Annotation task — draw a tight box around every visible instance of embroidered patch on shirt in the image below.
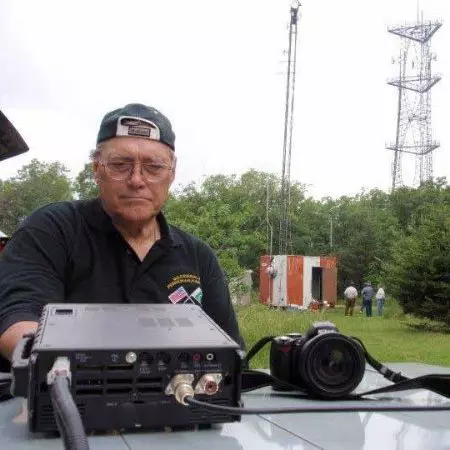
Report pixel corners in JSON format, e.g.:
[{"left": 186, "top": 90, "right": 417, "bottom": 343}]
[
  {"left": 168, "top": 286, "right": 189, "bottom": 304},
  {"left": 167, "top": 273, "right": 201, "bottom": 290},
  {"left": 190, "top": 287, "right": 203, "bottom": 304}
]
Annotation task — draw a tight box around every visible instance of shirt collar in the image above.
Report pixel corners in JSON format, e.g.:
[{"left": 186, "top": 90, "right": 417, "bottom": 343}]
[{"left": 81, "top": 198, "right": 182, "bottom": 247}]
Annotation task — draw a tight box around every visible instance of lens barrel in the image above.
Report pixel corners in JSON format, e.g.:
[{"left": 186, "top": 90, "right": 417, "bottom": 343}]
[{"left": 295, "top": 334, "right": 365, "bottom": 399}]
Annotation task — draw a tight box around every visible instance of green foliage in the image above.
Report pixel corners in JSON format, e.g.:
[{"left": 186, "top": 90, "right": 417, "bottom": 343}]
[
  {"left": 385, "top": 201, "right": 450, "bottom": 324},
  {"left": 165, "top": 170, "right": 280, "bottom": 281},
  {"left": 73, "top": 162, "right": 98, "bottom": 199},
  {"left": 0, "top": 159, "right": 73, "bottom": 234},
  {"left": 330, "top": 190, "right": 398, "bottom": 291},
  {"left": 389, "top": 177, "right": 450, "bottom": 234}
]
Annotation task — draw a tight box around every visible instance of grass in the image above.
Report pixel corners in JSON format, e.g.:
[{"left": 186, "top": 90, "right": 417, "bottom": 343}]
[{"left": 235, "top": 297, "right": 450, "bottom": 369}]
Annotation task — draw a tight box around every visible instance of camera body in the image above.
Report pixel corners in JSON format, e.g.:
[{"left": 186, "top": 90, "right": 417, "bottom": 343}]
[{"left": 270, "top": 321, "right": 365, "bottom": 399}]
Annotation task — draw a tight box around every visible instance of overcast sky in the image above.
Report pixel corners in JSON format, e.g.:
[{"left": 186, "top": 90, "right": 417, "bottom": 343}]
[{"left": 0, "top": 0, "right": 448, "bottom": 199}]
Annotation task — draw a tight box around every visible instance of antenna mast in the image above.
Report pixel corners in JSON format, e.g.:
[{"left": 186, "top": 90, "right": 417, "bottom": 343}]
[
  {"left": 386, "top": 15, "right": 441, "bottom": 189},
  {"left": 279, "top": 1, "right": 300, "bottom": 255}
]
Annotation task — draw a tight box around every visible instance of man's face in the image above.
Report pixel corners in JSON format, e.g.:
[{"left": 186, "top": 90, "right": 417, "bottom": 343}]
[{"left": 93, "top": 136, "right": 176, "bottom": 225}]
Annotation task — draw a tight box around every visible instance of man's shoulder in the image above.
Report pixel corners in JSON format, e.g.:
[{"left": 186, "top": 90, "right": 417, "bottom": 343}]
[
  {"left": 19, "top": 199, "right": 96, "bottom": 231},
  {"left": 168, "top": 224, "right": 207, "bottom": 246},
  {"left": 167, "top": 224, "right": 214, "bottom": 255}
]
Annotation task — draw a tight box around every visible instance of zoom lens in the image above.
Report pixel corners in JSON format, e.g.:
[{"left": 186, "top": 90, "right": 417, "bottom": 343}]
[{"left": 296, "top": 334, "right": 365, "bottom": 399}]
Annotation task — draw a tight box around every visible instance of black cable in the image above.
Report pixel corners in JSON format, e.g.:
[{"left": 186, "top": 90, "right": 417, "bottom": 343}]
[
  {"left": 242, "top": 336, "right": 274, "bottom": 369},
  {"left": 50, "top": 375, "right": 90, "bottom": 450},
  {"left": 185, "top": 396, "right": 450, "bottom": 414}
]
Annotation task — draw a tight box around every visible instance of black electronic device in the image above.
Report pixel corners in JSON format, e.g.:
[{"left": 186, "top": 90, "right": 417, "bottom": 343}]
[
  {"left": 11, "top": 303, "right": 243, "bottom": 433},
  {"left": 0, "top": 109, "right": 29, "bottom": 161},
  {"left": 269, "top": 321, "right": 366, "bottom": 399}
]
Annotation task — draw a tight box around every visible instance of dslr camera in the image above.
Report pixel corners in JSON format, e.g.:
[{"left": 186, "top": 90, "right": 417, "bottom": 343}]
[{"left": 270, "top": 321, "right": 366, "bottom": 399}]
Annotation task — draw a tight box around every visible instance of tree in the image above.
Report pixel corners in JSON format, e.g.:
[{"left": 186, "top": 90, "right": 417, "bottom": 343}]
[
  {"left": 385, "top": 202, "right": 450, "bottom": 325},
  {"left": 165, "top": 170, "right": 287, "bottom": 280},
  {"left": 331, "top": 190, "right": 398, "bottom": 291},
  {"left": 74, "top": 162, "right": 98, "bottom": 199},
  {"left": 0, "top": 159, "right": 73, "bottom": 235},
  {"left": 389, "top": 178, "right": 450, "bottom": 234}
]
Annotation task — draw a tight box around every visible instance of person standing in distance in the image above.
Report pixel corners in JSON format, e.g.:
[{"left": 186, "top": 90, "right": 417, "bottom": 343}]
[
  {"left": 343, "top": 281, "right": 358, "bottom": 316},
  {"left": 0, "top": 103, "right": 244, "bottom": 367},
  {"left": 375, "top": 285, "right": 386, "bottom": 316},
  {"left": 361, "top": 281, "right": 375, "bottom": 317}
]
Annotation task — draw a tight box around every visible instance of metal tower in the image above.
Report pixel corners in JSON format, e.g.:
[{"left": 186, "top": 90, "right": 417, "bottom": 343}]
[
  {"left": 278, "top": 1, "right": 300, "bottom": 255},
  {"left": 386, "top": 16, "right": 441, "bottom": 189}
]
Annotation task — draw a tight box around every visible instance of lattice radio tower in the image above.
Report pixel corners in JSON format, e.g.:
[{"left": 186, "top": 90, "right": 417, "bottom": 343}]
[
  {"left": 278, "top": 1, "right": 300, "bottom": 255},
  {"left": 386, "top": 15, "right": 441, "bottom": 189}
]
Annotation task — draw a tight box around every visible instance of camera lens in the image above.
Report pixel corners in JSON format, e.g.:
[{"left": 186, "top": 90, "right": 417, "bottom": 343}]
[{"left": 296, "top": 334, "right": 365, "bottom": 399}]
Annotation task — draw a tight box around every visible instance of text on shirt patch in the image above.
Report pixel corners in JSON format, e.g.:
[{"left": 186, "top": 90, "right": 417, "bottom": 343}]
[{"left": 167, "top": 273, "right": 200, "bottom": 290}]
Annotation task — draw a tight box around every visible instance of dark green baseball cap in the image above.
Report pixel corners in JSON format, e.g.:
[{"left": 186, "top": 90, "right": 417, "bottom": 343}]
[{"left": 96, "top": 103, "right": 175, "bottom": 150}]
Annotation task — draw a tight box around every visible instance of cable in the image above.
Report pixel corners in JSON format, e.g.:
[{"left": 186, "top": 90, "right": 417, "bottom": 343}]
[
  {"left": 47, "top": 358, "right": 90, "bottom": 450},
  {"left": 185, "top": 396, "right": 450, "bottom": 414}
]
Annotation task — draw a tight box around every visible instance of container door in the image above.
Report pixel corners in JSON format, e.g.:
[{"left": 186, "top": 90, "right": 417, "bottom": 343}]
[
  {"left": 287, "top": 256, "right": 303, "bottom": 307},
  {"left": 272, "top": 255, "right": 287, "bottom": 307}
]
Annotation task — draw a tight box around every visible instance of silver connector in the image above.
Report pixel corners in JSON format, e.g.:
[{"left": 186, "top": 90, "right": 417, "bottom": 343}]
[
  {"left": 165, "top": 374, "right": 195, "bottom": 406},
  {"left": 47, "top": 357, "right": 72, "bottom": 386},
  {"left": 194, "top": 373, "right": 222, "bottom": 395}
]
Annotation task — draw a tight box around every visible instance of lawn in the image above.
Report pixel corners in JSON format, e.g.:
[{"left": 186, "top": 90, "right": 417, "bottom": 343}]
[{"left": 235, "top": 298, "right": 450, "bottom": 369}]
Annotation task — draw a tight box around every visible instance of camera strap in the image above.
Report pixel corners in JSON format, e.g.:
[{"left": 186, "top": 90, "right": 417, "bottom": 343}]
[{"left": 241, "top": 335, "right": 450, "bottom": 400}]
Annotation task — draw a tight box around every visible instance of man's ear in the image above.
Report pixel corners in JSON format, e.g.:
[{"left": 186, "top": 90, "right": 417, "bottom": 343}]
[
  {"left": 169, "top": 155, "right": 177, "bottom": 183},
  {"left": 92, "top": 160, "right": 101, "bottom": 184}
]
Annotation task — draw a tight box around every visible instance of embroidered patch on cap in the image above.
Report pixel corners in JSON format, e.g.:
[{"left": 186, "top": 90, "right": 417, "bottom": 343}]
[{"left": 116, "top": 116, "right": 161, "bottom": 140}]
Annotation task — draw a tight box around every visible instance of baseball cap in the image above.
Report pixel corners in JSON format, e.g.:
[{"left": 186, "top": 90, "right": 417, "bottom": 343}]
[{"left": 96, "top": 103, "right": 176, "bottom": 150}]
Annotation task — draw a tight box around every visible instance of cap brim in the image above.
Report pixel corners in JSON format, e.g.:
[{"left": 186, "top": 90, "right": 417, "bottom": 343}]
[{"left": 0, "top": 110, "right": 29, "bottom": 162}]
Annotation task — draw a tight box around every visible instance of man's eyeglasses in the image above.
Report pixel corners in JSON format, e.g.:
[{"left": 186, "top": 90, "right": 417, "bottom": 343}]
[{"left": 99, "top": 160, "right": 173, "bottom": 183}]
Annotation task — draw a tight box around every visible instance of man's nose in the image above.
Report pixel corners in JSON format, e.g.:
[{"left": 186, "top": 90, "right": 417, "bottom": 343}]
[{"left": 128, "top": 163, "right": 146, "bottom": 185}]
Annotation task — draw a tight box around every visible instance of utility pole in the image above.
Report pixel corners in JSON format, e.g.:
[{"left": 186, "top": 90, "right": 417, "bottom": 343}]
[
  {"left": 265, "top": 180, "right": 273, "bottom": 258},
  {"left": 279, "top": 1, "right": 301, "bottom": 255},
  {"left": 329, "top": 216, "right": 333, "bottom": 252}
]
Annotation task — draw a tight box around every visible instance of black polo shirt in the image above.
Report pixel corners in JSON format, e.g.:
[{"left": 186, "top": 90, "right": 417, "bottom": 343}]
[{"left": 0, "top": 198, "right": 243, "bottom": 348}]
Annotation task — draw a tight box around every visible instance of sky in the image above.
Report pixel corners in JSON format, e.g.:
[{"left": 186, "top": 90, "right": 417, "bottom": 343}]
[{"left": 0, "top": 0, "right": 448, "bottom": 200}]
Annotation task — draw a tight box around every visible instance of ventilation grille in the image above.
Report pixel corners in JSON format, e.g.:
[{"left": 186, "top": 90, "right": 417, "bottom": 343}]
[
  {"left": 39, "top": 403, "right": 86, "bottom": 430},
  {"left": 138, "top": 317, "right": 193, "bottom": 327},
  {"left": 73, "top": 375, "right": 164, "bottom": 398},
  {"left": 188, "top": 399, "right": 235, "bottom": 423}
]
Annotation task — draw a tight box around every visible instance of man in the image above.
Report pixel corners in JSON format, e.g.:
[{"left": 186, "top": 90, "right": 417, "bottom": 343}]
[
  {"left": 343, "top": 281, "right": 358, "bottom": 316},
  {"left": 375, "top": 284, "right": 386, "bottom": 316},
  {"left": 360, "top": 281, "right": 374, "bottom": 317},
  {"left": 0, "top": 103, "right": 244, "bottom": 365}
]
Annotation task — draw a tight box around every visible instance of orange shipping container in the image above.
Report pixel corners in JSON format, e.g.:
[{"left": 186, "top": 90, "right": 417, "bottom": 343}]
[{"left": 260, "top": 255, "right": 337, "bottom": 308}]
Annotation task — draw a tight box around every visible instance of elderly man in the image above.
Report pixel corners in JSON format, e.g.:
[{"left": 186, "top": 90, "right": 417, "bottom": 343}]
[{"left": 0, "top": 103, "right": 244, "bottom": 365}]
